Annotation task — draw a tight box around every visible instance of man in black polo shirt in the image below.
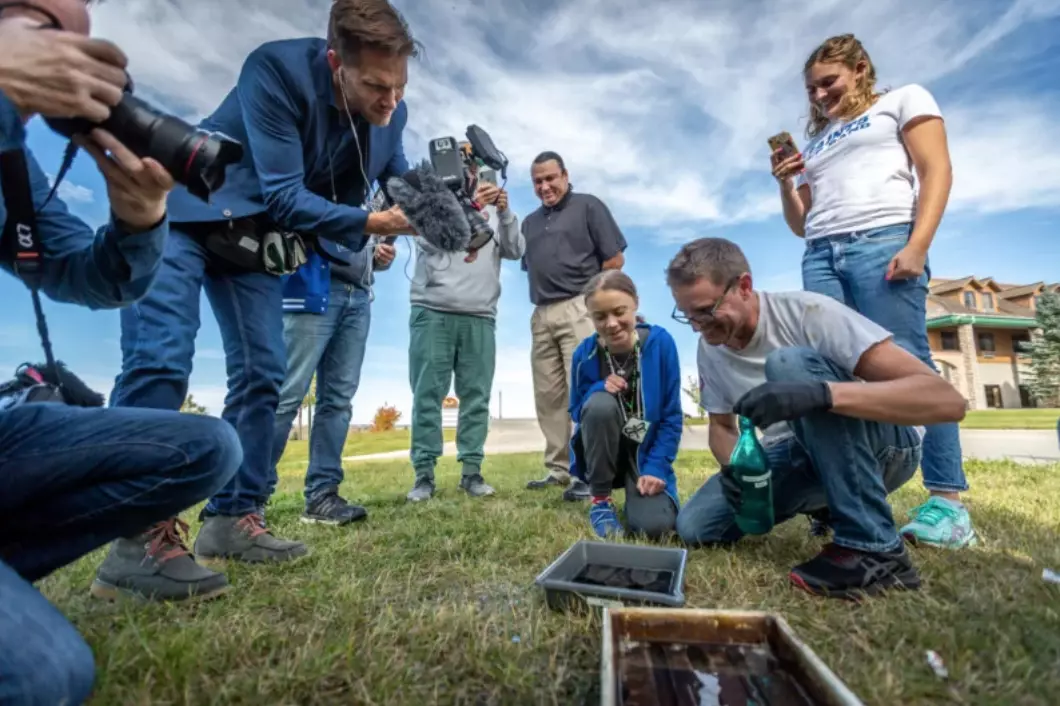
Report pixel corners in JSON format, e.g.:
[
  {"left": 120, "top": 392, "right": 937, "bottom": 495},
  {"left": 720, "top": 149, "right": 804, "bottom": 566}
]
[{"left": 521, "top": 152, "right": 627, "bottom": 499}]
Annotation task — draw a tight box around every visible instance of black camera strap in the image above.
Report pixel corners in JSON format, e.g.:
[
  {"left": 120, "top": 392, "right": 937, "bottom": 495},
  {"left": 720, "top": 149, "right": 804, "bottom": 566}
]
[{"left": 0, "top": 147, "right": 60, "bottom": 384}]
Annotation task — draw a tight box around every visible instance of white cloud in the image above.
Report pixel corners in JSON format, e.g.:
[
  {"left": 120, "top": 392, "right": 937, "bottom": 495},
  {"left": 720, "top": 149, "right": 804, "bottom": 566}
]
[
  {"left": 78, "top": 0, "right": 1060, "bottom": 431},
  {"left": 88, "top": 0, "right": 1060, "bottom": 231},
  {"left": 45, "top": 173, "right": 94, "bottom": 204}
]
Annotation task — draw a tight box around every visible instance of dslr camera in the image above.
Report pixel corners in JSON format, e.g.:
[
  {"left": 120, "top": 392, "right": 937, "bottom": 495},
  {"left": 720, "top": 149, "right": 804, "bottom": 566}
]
[
  {"left": 44, "top": 75, "right": 243, "bottom": 202},
  {"left": 427, "top": 125, "right": 508, "bottom": 250}
]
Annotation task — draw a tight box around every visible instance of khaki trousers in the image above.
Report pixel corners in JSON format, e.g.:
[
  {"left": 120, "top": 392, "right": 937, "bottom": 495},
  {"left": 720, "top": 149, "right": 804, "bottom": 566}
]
[{"left": 530, "top": 296, "right": 596, "bottom": 480}]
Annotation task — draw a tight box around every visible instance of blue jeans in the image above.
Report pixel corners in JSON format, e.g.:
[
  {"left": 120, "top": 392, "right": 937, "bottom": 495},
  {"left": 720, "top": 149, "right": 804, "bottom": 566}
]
[
  {"left": 269, "top": 284, "right": 372, "bottom": 500},
  {"left": 0, "top": 403, "right": 241, "bottom": 706},
  {"left": 675, "top": 347, "right": 923, "bottom": 553},
  {"left": 110, "top": 225, "right": 287, "bottom": 516},
  {"left": 801, "top": 222, "right": 968, "bottom": 494}
]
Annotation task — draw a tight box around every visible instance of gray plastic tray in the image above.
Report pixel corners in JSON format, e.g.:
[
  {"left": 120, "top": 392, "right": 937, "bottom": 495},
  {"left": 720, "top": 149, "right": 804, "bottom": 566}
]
[{"left": 534, "top": 539, "right": 688, "bottom": 612}]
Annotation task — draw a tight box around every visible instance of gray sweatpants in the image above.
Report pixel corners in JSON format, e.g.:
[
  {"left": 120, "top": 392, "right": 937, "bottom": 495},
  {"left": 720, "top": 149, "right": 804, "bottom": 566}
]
[{"left": 580, "top": 391, "right": 677, "bottom": 540}]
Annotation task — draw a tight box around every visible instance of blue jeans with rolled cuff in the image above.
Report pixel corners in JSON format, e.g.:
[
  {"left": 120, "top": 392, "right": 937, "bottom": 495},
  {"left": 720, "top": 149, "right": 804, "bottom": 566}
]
[
  {"left": 675, "top": 347, "right": 923, "bottom": 553},
  {"left": 0, "top": 403, "right": 240, "bottom": 706},
  {"left": 801, "top": 221, "right": 968, "bottom": 494}
]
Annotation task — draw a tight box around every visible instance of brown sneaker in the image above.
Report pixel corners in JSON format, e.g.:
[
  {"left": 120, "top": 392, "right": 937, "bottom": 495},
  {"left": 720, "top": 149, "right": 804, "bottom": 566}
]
[
  {"left": 193, "top": 513, "right": 308, "bottom": 564},
  {"left": 90, "top": 518, "right": 230, "bottom": 602}
]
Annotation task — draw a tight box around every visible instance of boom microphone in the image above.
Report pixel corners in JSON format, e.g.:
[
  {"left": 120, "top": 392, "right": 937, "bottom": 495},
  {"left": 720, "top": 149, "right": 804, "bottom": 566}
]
[{"left": 386, "top": 160, "right": 473, "bottom": 252}]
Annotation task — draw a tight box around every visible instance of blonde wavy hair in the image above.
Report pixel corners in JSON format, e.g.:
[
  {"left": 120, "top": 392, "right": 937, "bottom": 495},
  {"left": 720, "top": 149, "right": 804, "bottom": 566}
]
[{"left": 803, "top": 34, "right": 880, "bottom": 138}]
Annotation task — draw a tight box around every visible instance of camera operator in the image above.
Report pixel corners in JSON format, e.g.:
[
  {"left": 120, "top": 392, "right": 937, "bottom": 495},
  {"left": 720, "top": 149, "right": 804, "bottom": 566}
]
[
  {"left": 94, "top": 0, "right": 420, "bottom": 601},
  {"left": 405, "top": 152, "right": 525, "bottom": 503},
  {"left": 0, "top": 3, "right": 242, "bottom": 705}
]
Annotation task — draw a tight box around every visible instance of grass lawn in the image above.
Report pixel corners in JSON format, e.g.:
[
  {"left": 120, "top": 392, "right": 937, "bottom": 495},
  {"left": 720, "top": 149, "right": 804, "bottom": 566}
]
[
  {"left": 684, "top": 408, "right": 1060, "bottom": 430},
  {"left": 42, "top": 452, "right": 1060, "bottom": 705},
  {"left": 960, "top": 408, "right": 1060, "bottom": 430}
]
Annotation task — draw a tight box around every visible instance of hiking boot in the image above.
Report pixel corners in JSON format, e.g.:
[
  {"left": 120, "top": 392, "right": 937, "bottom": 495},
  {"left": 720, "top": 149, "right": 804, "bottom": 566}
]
[
  {"left": 199, "top": 501, "right": 267, "bottom": 525},
  {"left": 789, "top": 542, "right": 921, "bottom": 600},
  {"left": 301, "top": 488, "right": 367, "bottom": 526},
  {"left": 193, "top": 513, "right": 308, "bottom": 563},
  {"left": 90, "top": 518, "right": 229, "bottom": 602},
  {"left": 589, "top": 499, "right": 624, "bottom": 539},
  {"left": 900, "top": 496, "right": 977, "bottom": 549},
  {"left": 460, "top": 473, "right": 495, "bottom": 498},
  {"left": 563, "top": 478, "right": 591, "bottom": 502},
  {"left": 526, "top": 472, "right": 570, "bottom": 490}
]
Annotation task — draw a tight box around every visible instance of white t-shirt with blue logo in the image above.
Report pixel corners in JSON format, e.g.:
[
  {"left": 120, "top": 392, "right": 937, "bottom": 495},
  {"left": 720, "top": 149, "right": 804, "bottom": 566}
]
[{"left": 796, "top": 84, "right": 943, "bottom": 240}]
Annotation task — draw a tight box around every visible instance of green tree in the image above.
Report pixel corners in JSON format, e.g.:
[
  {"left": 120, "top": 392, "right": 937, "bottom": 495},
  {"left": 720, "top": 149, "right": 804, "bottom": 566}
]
[
  {"left": 181, "top": 394, "right": 207, "bottom": 415},
  {"left": 1025, "top": 292, "right": 1060, "bottom": 406},
  {"left": 682, "top": 374, "right": 705, "bottom": 419}
]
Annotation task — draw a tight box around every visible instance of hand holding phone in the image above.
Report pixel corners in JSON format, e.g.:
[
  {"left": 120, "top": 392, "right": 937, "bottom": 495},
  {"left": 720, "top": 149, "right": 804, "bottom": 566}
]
[{"left": 767, "top": 131, "right": 804, "bottom": 186}]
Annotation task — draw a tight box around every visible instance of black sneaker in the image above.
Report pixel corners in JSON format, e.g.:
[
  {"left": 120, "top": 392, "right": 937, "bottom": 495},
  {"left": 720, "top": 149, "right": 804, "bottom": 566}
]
[
  {"left": 301, "top": 490, "right": 367, "bottom": 526},
  {"left": 562, "top": 478, "right": 591, "bottom": 502},
  {"left": 789, "top": 543, "right": 921, "bottom": 600}
]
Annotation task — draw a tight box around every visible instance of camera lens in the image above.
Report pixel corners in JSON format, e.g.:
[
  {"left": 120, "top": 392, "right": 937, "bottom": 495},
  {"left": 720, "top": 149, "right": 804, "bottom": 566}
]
[{"left": 45, "top": 91, "right": 243, "bottom": 202}]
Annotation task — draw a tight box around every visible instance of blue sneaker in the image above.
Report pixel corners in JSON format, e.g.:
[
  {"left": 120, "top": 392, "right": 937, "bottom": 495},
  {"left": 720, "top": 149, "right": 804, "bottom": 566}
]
[
  {"left": 900, "top": 496, "right": 977, "bottom": 549},
  {"left": 589, "top": 499, "right": 624, "bottom": 539}
]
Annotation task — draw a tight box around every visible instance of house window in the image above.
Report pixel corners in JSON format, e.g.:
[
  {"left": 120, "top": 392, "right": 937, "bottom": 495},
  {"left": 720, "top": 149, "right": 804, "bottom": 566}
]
[
  {"left": 1011, "top": 332, "right": 1031, "bottom": 355},
  {"left": 981, "top": 293, "right": 994, "bottom": 311},
  {"left": 963, "top": 291, "right": 976, "bottom": 309},
  {"left": 1019, "top": 385, "right": 1036, "bottom": 409},
  {"left": 940, "top": 331, "right": 960, "bottom": 351},
  {"left": 984, "top": 385, "right": 1003, "bottom": 409},
  {"left": 977, "top": 332, "right": 996, "bottom": 356}
]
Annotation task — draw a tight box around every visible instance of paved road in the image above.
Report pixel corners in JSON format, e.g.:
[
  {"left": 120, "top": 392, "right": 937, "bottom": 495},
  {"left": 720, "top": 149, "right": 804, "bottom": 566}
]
[{"left": 346, "top": 419, "right": 1060, "bottom": 463}]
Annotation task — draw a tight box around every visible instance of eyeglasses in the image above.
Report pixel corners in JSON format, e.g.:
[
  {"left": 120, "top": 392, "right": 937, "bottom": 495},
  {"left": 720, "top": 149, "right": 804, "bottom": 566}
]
[{"left": 671, "top": 276, "right": 740, "bottom": 326}]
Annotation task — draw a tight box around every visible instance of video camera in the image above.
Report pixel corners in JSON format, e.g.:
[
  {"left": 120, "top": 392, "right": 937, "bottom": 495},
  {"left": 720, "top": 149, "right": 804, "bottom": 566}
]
[
  {"left": 427, "top": 125, "right": 508, "bottom": 251},
  {"left": 43, "top": 75, "right": 243, "bottom": 202}
]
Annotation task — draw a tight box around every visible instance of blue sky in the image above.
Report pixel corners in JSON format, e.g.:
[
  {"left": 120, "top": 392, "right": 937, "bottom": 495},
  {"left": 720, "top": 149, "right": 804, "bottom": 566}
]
[{"left": 3, "top": 0, "right": 1059, "bottom": 422}]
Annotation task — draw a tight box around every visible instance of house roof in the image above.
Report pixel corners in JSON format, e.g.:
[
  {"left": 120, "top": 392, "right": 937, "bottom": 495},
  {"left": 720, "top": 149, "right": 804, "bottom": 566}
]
[
  {"left": 926, "top": 293, "right": 1038, "bottom": 329},
  {"left": 997, "top": 282, "right": 1045, "bottom": 299}
]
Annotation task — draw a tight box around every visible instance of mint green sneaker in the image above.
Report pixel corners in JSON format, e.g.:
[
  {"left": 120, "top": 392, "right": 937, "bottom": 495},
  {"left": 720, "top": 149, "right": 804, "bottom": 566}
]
[{"left": 900, "top": 497, "right": 977, "bottom": 549}]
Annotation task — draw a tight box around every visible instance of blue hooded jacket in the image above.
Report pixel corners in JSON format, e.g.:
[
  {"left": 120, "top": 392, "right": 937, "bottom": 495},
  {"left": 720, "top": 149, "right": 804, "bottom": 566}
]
[{"left": 568, "top": 323, "right": 683, "bottom": 506}]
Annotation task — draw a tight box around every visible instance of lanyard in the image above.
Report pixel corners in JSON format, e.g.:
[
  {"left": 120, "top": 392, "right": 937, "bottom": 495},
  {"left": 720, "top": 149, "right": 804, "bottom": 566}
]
[{"left": 604, "top": 341, "right": 643, "bottom": 422}]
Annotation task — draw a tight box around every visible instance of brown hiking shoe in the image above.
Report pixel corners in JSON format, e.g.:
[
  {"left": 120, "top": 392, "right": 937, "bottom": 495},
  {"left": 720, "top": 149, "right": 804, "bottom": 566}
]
[
  {"left": 193, "top": 513, "right": 308, "bottom": 563},
  {"left": 90, "top": 518, "right": 230, "bottom": 602}
]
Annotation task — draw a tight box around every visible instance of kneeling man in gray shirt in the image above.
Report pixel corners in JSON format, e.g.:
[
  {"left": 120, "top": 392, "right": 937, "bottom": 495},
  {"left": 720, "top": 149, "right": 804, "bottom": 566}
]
[{"left": 667, "top": 237, "right": 966, "bottom": 600}]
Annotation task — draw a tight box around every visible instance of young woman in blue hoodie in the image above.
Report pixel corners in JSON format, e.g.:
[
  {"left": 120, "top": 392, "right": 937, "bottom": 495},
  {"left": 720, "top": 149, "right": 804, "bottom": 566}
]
[{"left": 568, "top": 271, "right": 684, "bottom": 539}]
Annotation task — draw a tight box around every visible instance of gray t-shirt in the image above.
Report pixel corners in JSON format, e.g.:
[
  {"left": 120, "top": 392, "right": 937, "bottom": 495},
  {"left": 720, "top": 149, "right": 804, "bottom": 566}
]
[
  {"left": 520, "top": 190, "right": 627, "bottom": 306},
  {"left": 697, "top": 290, "right": 893, "bottom": 444}
]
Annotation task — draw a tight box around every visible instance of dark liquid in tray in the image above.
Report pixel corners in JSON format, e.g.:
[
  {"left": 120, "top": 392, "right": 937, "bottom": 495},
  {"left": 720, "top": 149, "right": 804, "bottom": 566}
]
[
  {"left": 573, "top": 563, "right": 675, "bottom": 594},
  {"left": 617, "top": 641, "right": 819, "bottom": 706}
]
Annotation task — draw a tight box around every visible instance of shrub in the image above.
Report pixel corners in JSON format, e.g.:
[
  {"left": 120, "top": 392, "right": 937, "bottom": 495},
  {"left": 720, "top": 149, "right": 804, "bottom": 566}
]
[{"left": 371, "top": 403, "right": 402, "bottom": 432}]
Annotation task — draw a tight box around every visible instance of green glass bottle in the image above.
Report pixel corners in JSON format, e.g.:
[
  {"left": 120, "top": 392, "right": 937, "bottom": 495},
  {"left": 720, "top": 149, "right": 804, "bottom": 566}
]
[{"left": 730, "top": 416, "right": 775, "bottom": 535}]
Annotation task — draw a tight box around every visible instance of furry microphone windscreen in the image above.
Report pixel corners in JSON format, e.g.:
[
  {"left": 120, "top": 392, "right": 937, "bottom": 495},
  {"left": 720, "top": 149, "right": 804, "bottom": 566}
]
[{"left": 386, "top": 160, "right": 472, "bottom": 252}]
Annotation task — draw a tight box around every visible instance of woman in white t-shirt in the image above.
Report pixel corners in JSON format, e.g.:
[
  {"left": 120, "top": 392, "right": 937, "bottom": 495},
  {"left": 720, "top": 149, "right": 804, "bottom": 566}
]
[{"left": 770, "top": 33, "right": 976, "bottom": 551}]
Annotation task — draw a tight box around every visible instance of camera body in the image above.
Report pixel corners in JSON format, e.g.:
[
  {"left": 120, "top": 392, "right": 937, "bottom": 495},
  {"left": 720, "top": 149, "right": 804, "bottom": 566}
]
[
  {"left": 43, "top": 75, "right": 243, "bottom": 202},
  {"left": 427, "top": 125, "right": 509, "bottom": 251}
]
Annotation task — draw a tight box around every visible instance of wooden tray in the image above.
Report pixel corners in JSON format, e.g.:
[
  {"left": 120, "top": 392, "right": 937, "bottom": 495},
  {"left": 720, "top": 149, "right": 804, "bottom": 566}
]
[{"left": 600, "top": 607, "right": 864, "bottom": 706}]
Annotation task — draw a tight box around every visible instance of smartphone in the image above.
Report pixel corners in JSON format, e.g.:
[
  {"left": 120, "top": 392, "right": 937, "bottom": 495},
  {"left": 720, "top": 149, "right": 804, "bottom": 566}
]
[
  {"left": 767, "top": 131, "right": 799, "bottom": 159},
  {"left": 478, "top": 167, "right": 498, "bottom": 185}
]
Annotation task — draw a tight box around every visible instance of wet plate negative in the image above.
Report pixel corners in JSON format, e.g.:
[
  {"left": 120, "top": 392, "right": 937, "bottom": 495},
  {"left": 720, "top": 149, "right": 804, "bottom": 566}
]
[{"left": 600, "top": 608, "right": 864, "bottom": 706}]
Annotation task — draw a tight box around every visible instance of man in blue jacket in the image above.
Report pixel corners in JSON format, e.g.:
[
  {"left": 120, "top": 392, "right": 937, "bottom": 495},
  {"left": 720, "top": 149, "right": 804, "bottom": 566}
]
[
  {"left": 0, "top": 2, "right": 241, "bottom": 702},
  {"left": 268, "top": 191, "right": 397, "bottom": 526},
  {"left": 93, "top": 0, "right": 420, "bottom": 602}
]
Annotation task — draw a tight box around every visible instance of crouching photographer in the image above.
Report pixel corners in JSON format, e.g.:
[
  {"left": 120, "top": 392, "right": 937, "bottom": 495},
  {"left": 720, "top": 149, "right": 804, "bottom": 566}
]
[{"left": 0, "top": 3, "right": 242, "bottom": 705}]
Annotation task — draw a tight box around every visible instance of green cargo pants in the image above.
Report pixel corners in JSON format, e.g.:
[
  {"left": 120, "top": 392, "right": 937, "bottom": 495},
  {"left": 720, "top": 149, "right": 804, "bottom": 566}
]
[{"left": 409, "top": 305, "right": 496, "bottom": 480}]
